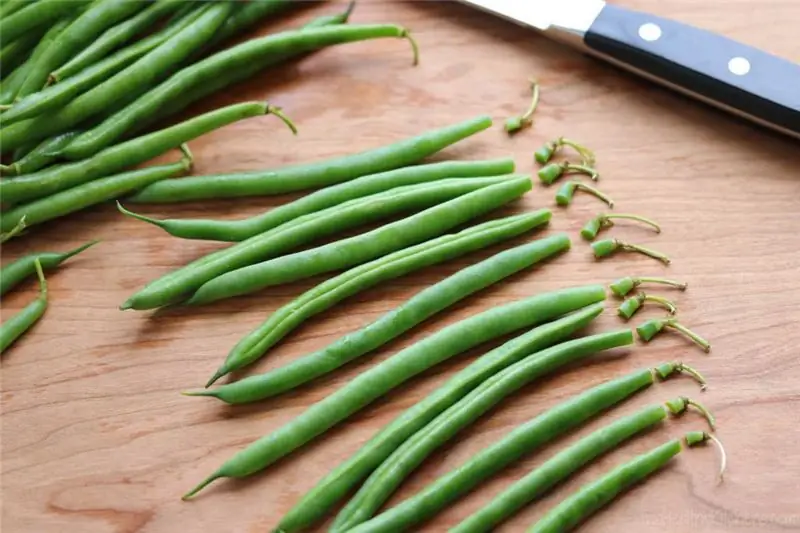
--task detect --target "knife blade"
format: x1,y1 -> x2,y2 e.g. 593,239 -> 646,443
460,0 -> 800,140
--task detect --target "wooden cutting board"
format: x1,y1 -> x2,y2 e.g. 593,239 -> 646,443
3,1 -> 799,531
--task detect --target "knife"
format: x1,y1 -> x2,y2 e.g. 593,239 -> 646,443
459,0 -> 800,140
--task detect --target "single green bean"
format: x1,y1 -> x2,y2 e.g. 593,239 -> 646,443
121,175 -> 524,311
0,131 -> 79,176
0,100 -> 286,205
182,285 -> 608,500
451,397 -> 713,533
0,16 -> 71,105
211,0 -> 296,46
63,23 -> 419,161
580,213 -> 661,241
16,0 -> 149,97
0,259 -> 47,354
609,276 -> 687,298
345,362 -> 706,533
126,159 -> 516,241
186,179 -> 534,305
333,330 -> 634,531
0,0 -> 89,44
190,232 -> 565,401
0,240 -> 97,296
1,6 -> 205,124
52,0 -> 185,82
275,303 -> 606,533
0,2 -> 232,152
210,213 -> 545,386
0,150 -> 192,233
527,433 -> 714,533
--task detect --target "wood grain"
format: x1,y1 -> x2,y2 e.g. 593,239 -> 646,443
2,1 -> 800,531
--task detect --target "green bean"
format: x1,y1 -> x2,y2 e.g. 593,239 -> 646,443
0,240 -> 97,296
127,159 -> 516,241
1,6 -> 205,124
0,149 -> 192,233
344,362 -> 707,533
181,285 -> 608,500
209,213 -> 545,386
554,181 -> 614,208
211,0 -> 295,46
275,303 -> 606,533
0,27 -> 43,75
121,175 -> 525,311
187,179 -> 534,305
189,232 -> 565,400
16,0 -> 150,97
0,0 -> 34,18
591,238 -> 671,264
0,132 -> 79,176
504,79 -> 540,134
0,0 -> 89,44
451,397 -> 715,533
0,2 -> 232,152
580,213 -> 661,241
0,217 -> 26,243
534,137 -> 596,166
609,276 -> 687,298
51,0 -> 185,82
0,100 -> 286,205
333,330 -> 635,531
617,292 -> 676,320
0,259 -> 47,354
63,23 -> 420,161
636,317 -> 711,352
0,16 -> 71,105
527,431 -> 722,533
537,161 -> 598,185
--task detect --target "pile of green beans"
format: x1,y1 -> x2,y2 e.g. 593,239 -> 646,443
345,362 -> 706,533
189,231 -> 564,396
182,285 -> 607,499
210,213 -> 547,385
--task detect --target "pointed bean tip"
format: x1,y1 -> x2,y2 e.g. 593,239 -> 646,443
205,368 -> 228,388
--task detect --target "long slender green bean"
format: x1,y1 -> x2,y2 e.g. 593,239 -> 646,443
275,303 -> 606,533
211,0 -> 296,46
0,2 -> 232,152
123,158 -> 514,241
51,0 -> 185,82
1,150 -> 192,233
0,101 -> 286,205
63,23 -> 420,162
345,362 -> 707,533
210,213 -> 546,386
17,0 -> 149,96
0,0 -> 89,44
182,285 -> 608,500
187,179 -> 534,305
0,240 -> 97,296
122,175 -> 521,311
0,259 -> 47,354
453,397 -> 715,533
332,330 -> 635,531
0,132 -> 79,176
1,6 -> 205,124
190,232 -> 565,399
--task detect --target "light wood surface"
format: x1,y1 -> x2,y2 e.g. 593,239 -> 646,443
3,1 -> 800,531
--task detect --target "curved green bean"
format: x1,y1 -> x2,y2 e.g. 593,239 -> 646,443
275,303 -> 606,533
0,150 -> 192,233
0,101 -> 285,205
0,0 -> 88,44
51,0 -> 185,82
124,159 -> 515,241
16,0 -> 149,97
0,259 -> 47,354
122,175 -> 522,311
527,433 -> 712,533
186,179 -> 534,305
0,2 -> 232,152
0,240 -> 97,296
0,131 -> 79,176
333,330 -> 634,531
454,397 -> 714,533
190,232 -> 566,400
345,362 -> 707,533
210,213 -> 546,386
182,285 -> 608,500
63,23 -> 420,162
1,6 -> 205,124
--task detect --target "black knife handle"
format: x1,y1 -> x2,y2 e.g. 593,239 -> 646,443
584,4 -> 800,139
